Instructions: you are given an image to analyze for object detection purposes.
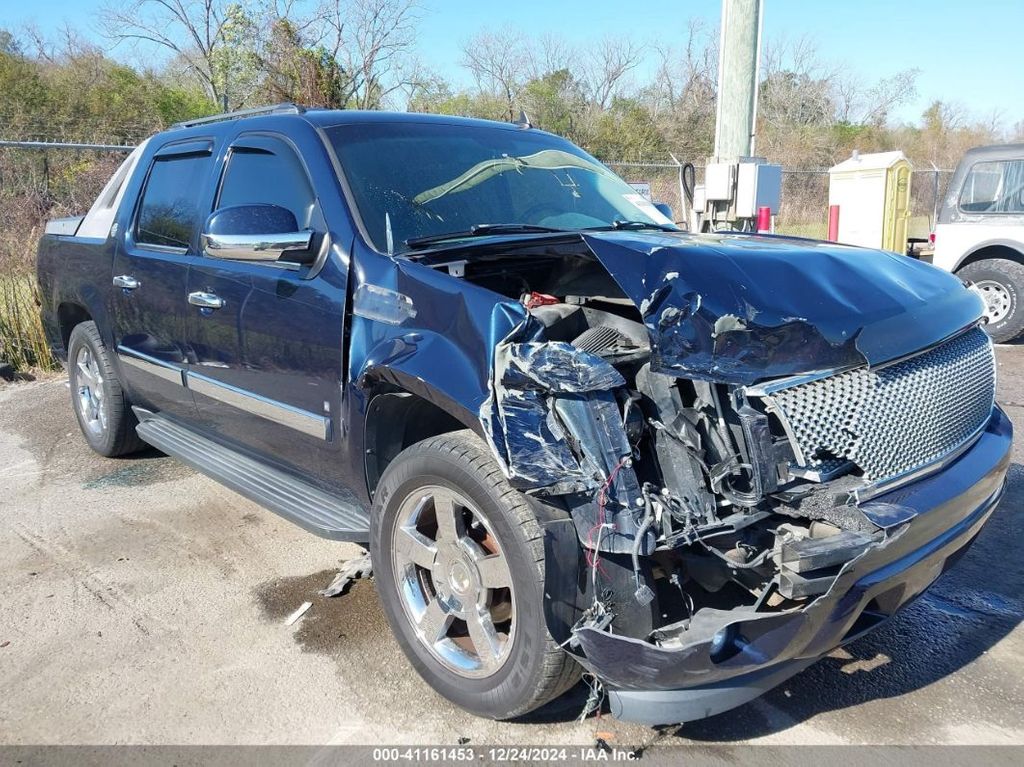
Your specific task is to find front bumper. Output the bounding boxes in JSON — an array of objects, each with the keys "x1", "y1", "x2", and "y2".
[{"x1": 573, "y1": 405, "x2": 1013, "y2": 725}]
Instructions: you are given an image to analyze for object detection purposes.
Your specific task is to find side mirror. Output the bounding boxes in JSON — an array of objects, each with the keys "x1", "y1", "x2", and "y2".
[
  {"x1": 201, "y1": 204, "x2": 314, "y2": 265},
  {"x1": 653, "y1": 202, "x2": 674, "y2": 221}
]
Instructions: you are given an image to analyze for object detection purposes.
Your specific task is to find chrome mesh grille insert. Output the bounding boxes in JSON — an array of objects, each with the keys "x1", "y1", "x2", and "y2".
[{"x1": 759, "y1": 327, "x2": 995, "y2": 481}]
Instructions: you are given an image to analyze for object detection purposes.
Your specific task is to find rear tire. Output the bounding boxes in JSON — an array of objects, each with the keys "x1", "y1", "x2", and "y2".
[
  {"x1": 959, "y1": 258, "x2": 1024, "y2": 343},
  {"x1": 370, "y1": 430, "x2": 580, "y2": 719},
  {"x1": 67, "y1": 321, "x2": 146, "y2": 457}
]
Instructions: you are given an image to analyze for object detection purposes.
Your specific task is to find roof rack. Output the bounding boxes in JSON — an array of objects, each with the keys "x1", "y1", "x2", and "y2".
[{"x1": 171, "y1": 103, "x2": 307, "y2": 129}]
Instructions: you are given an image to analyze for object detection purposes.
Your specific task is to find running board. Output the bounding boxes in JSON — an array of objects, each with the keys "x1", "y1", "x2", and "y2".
[{"x1": 134, "y1": 412, "x2": 370, "y2": 541}]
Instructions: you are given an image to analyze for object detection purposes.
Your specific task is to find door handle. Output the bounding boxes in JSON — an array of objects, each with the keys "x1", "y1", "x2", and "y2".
[
  {"x1": 188, "y1": 291, "x2": 225, "y2": 310},
  {"x1": 113, "y1": 275, "x2": 140, "y2": 290}
]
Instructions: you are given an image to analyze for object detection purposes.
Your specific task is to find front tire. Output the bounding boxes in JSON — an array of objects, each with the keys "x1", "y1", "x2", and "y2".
[
  {"x1": 67, "y1": 321, "x2": 146, "y2": 457},
  {"x1": 960, "y1": 258, "x2": 1024, "y2": 343},
  {"x1": 370, "y1": 430, "x2": 580, "y2": 719}
]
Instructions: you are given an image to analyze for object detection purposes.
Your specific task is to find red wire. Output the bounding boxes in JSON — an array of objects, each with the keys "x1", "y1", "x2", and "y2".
[{"x1": 585, "y1": 457, "x2": 629, "y2": 583}]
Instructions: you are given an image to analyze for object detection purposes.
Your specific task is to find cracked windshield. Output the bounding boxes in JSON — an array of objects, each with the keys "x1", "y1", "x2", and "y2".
[{"x1": 326, "y1": 121, "x2": 675, "y2": 252}]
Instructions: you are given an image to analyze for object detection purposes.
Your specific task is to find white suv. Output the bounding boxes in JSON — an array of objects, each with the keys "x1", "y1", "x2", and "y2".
[{"x1": 932, "y1": 144, "x2": 1024, "y2": 342}]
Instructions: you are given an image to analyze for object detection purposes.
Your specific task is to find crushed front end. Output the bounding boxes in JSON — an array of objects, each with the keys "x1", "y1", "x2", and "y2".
[{"x1": 415, "y1": 230, "x2": 1012, "y2": 725}]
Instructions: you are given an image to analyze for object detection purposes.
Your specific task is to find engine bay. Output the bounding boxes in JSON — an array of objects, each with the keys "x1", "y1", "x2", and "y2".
[{"x1": 414, "y1": 240, "x2": 994, "y2": 653}]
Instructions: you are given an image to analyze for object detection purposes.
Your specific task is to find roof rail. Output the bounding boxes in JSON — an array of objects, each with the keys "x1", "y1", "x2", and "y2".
[{"x1": 171, "y1": 103, "x2": 307, "y2": 129}]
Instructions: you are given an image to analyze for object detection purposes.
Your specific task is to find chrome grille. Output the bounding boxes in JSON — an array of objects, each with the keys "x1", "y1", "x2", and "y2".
[{"x1": 759, "y1": 327, "x2": 995, "y2": 481}]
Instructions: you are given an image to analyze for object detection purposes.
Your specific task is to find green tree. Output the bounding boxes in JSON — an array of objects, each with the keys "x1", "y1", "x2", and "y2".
[
  {"x1": 587, "y1": 97, "x2": 666, "y2": 161},
  {"x1": 520, "y1": 69, "x2": 587, "y2": 142},
  {"x1": 407, "y1": 75, "x2": 507, "y2": 120},
  {"x1": 209, "y1": 3, "x2": 260, "y2": 110}
]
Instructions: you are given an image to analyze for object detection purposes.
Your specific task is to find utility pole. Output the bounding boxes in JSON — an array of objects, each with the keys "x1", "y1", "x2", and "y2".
[
  {"x1": 713, "y1": 0, "x2": 763, "y2": 162},
  {"x1": 696, "y1": 0, "x2": 780, "y2": 232}
]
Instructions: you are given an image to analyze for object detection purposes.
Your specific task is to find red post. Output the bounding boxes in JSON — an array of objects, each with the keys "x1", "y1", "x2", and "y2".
[
  {"x1": 827, "y1": 205, "x2": 840, "y2": 242},
  {"x1": 756, "y1": 206, "x2": 771, "y2": 233}
]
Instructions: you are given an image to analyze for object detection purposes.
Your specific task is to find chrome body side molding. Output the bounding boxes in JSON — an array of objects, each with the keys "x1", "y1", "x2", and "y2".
[
  {"x1": 116, "y1": 346, "x2": 186, "y2": 386},
  {"x1": 186, "y1": 371, "x2": 330, "y2": 441},
  {"x1": 116, "y1": 346, "x2": 329, "y2": 440}
]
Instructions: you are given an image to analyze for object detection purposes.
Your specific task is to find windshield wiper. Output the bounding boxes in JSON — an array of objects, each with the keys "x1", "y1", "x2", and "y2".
[
  {"x1": 585, "y1": 220, "x2": 678, "y2": 232},
  {"x1": 404, "y1": 220, "x2": 677, "y2": 250},
  {"x1": 405, "y1": 223, "x2": 567, "y2": 249}
]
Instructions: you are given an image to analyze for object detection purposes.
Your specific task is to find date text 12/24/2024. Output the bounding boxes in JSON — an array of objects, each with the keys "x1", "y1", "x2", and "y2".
[{"x1": 372, "y1": 746, "x2": 640, "y2": 762}]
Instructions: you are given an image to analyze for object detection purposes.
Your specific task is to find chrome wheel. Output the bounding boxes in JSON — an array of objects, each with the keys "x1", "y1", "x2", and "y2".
[
  {"x1": 74, "y1": 345, "x2": 107, "y2": 437},
  {"x1": 391, "y1": 485, "x2": 515, "y2": 678},
  {"x1": 975, "y1": 279, "x2": 1012, "y2": 324}
]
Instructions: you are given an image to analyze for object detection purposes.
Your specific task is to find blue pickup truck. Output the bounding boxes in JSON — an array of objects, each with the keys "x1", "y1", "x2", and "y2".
[{"x1": 37, "y1": 105, "x2": 1012, "y2": 725}]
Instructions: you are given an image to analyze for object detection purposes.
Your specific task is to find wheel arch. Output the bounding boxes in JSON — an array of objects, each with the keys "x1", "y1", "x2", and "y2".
[
  {"x1": 955, "y1": 241, "x2": 1024, "y2": 272},
  {"x1": 363, "y1": 382, "x2": 483, "y2": 497},
  {"x1": 57, "y1": 302, "x2": 93, "y2": 352}
]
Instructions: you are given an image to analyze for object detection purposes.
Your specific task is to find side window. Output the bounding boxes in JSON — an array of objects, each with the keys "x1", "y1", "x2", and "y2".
[
  {"x1": 136, "y1": 153, "x2": 212, "y2": 249},
  {"x1": 959, "y1": 160, "x2": 1024, "y2": 214},
  {"x1": 217, "y1": 138, "x2": 315, "y2": 229}
]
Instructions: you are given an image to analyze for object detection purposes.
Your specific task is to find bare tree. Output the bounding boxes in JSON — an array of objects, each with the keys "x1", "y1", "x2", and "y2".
[
  {"x1": 759, "y1": 35, "x2": 838, "y2": 129},
  {"x1": 314, "y1": 0, "x2": 421, "y2": 110},
  {"x1": 645, "y1": 19, "x2": 717, "y2": 158},
  {"x1": 836, "y1": 68, "x2": 919, "y2": 127},
  {"x1": 20, "y1": 21, "x2": 94, "y2": 64},
  {"x1": 649, "y1": 19, "x2": 717, "y2": 112},
  {"x1": 1012, "y1": 119, "x2": 1024, "y2": 143},
  {"x1": 460, "y1": 27, "x2": 530, "y2": 121},
  {"x1": 390, "y1": 56, "x2": 442, "y2": 108},
  {"x1": 531, "y1": 33, "x2": 572, "y2": 79},
  {"x1": 980, "y1": 107, "x2": 1005, "y2": 138},
  {"x1": 582, "y1": 36, "x2": 642, "y2": 109},
  {"x1": 100, "y1": 1, "x2": 234, "y2": 104}
]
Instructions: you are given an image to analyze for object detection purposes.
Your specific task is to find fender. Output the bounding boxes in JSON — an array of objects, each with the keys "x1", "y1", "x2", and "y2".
[
  {"x1": 37, "y1": 234, "x2": 117, "y2": 361},
  {"x1": 355, "y1": 335, "x2": 486, "y2": 434},
  {"x1": 347, "y1": 245, "x2": 529, "y2": 454},
  {"x1": 956, "y1": 237, "x2": 1024, "y2": 271}
]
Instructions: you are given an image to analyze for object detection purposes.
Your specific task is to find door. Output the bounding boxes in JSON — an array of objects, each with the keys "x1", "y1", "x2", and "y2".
[
  {"x1": 111, "y1": 139, "x2": 214, "y2": 419},
  {"x1": 884, "y1": 163, "x2": 912, "y2": 253},
  {"x1": 184, "y1": 132, "x2": 346, "y2": 488}
]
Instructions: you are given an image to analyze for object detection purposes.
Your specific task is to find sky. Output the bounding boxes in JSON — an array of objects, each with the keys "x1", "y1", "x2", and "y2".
[{"x1": 4, "y1": 0, "x2": 1023, "y2": 129}]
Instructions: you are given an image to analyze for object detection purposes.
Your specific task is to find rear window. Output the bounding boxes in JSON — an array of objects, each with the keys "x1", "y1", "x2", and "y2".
[
  {"x1": 959, "y1": 159, "x2": 1024, "y2": 214},
  {"x1": 136, "y1": 153, "x2": 212, "y2": 249}
]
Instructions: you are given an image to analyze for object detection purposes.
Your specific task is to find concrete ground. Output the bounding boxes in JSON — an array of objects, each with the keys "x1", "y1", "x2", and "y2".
[{"x1": 1, "y1": 347, "x2": 1023, "y2": 749}]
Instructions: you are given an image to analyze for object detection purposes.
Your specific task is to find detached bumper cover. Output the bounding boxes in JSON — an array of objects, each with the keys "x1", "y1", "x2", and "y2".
[{"x1": 573, "y1": 405, "x2": 1012, "y2": 724}]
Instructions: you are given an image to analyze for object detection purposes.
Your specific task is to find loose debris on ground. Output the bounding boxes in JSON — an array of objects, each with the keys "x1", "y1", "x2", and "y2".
[{"x1": 320, "y1": 552, "x2": 373, "y2": 598}]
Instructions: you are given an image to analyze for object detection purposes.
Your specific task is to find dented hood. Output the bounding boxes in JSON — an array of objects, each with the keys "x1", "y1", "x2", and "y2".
[{"x1": 582, "y1": 231, "x2": 986, "y2": 385}]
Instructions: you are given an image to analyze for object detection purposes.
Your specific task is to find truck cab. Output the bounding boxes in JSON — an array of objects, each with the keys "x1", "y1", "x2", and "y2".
[{"x1": 932, "y1": 143, "x2": 1024, "y2": 342}]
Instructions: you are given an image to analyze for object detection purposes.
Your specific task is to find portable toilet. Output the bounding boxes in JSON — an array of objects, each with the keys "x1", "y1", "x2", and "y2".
[{"x1": 828, "y1": 150, "x2": 912, "y2": 253}]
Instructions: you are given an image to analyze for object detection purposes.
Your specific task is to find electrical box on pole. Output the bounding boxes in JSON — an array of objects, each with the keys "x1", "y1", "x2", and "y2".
[{"x1": 693, "y1": 0, "x2": 782, "y2": 232}]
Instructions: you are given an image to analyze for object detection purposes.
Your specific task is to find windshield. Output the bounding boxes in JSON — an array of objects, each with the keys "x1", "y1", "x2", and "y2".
[{"x1": 324, "y1": 121, "x2": 675, "y2": 253}]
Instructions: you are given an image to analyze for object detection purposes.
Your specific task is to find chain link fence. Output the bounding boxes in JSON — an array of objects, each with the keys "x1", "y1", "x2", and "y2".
[{"x1": 604, "y1": 160, "x2": 955, "y2": 240}]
